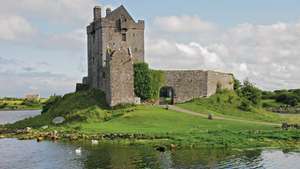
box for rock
[170,144,176,150]
[282,122,289,130]
[25,127,32,133]
[156,146,166,152]
[41,125,48,130]
[208,114,213,120]
[37,137,44,142]
[52,116,65,125]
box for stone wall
[106,47,135,107]
[163,70,207,103]
[162,70,234,103]
[206,71,234,96]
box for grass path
[167,105,281,127]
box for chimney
[106,8,112,16]
[93,6,101,21]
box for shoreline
[1,128,300,150]
[0,109,42,112]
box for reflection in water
[1,139,299,169]
[1,110,300,169]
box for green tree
[239,80,262,106]
[233,77,241,91]
[133,63,152,100]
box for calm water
[1,110,300,169]
[0,110,41,124]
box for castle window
[122,33,126,41]
[102,72,106,79]
[133,33,135,37]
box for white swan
[75,147,82,155]
[91,140,99,145]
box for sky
[0,0,300,97]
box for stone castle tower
[81,5,145,106]
[78,5,234,107]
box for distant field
[0,98,47,110]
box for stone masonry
[77,5,234,107]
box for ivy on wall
[133,63,165,101]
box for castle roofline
[105,5,136,22]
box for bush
[21,99,40,106]
[275,93,299,106]
[133,63,152,100]
[41,95,62,114]
[239,80,262,106]
[233,77,241,91]
[239,99,252,111]
[0,103,7,109]
[149,70,165,99]
[133,63,165,101]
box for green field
[0,98,47,110]
[178,91,300,124]
[4,89,300,148]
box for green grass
[4,89,300,148]
[0,98,46,110]
[178,90,300,124]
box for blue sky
[0,0,299,97]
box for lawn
[4,89,300,148]
[177,91,300,124]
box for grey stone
[52,116,65,124]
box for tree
[233,77,241,91]
[275,93,299,106]
[239,80,262,106]
[133,63,152,100]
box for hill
[3,89,300,148]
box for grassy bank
[0,98,47,111]
[178,90,300,124]
[2,90,300,148]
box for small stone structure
[163,70,233,103]
[77,5,234,107]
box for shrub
[133,63,165,101]
[133,63,152,100]
[149,70,165,99]
[275,93,299,106]
[233,77,241,91]
[239,99,252,111]
[41,95,62,114]
[21,99,40,106]
[239,80,262,106]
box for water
[0,139,299,169]
[0,110,41,124]
[1,111,300,169]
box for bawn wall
[162,70,234,103]
[163,70,207,103]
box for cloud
[39,29,86,51]
[0,15,36,41]
[0,0,102,25]
[153,15,215,33]
[147,18,300,90]
[0,70,79,97]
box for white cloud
[147,18,300,90]
[0,0,102,24]
[0,15,35,41]
[0,70,78,97]
[153,15,215,33]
